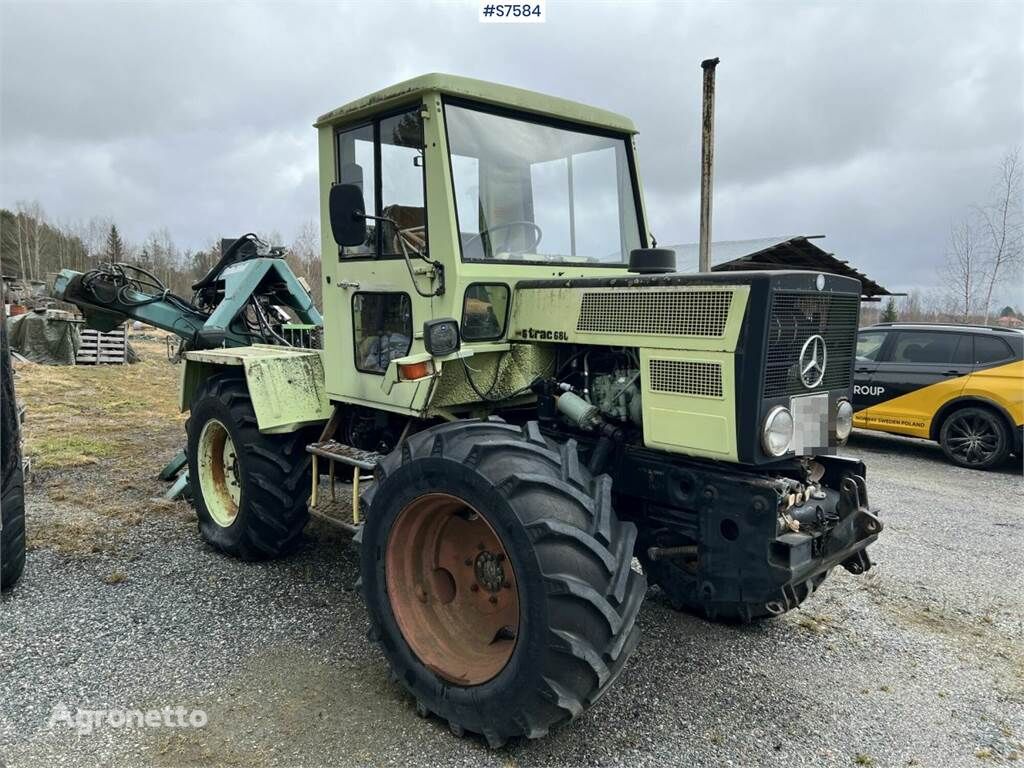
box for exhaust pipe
[698,57,719,273]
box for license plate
[790,393,829,455]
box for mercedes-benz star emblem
[799,334,827,388]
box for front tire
[939,406,1011,470]
[360,419,645,747]
[186,374,315,560]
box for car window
[856,331,887,361]
[951,335,973,365]
[889,331,962,364]
[973,335,1013,365]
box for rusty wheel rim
[385,492,520,686]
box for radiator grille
[649,359,724,398]
[577,290,732,337]
[764,291,859,397]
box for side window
[462,284,510,341]
[973,335,1013,365]
[890,331,960,364]
[380,109,426,256]
[336,124,377,257]
[951,335,973,365]
[352,293,412,374]
[336,107,426,258]
[856,331,888,361]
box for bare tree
[977,149,1023,322]
[901,289,923,321]
[14,201,47,280]
[942,217,983,321]
[287,219,322,307]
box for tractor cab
[314,74,650,415]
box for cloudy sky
[1,1,1021,303]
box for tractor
[54,74,882,747]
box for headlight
[423,318,460,356]
[836,400,854,442]
[762,406,794,457]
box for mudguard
[181,345,331,434]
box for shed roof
[315,73,637,134]
[664,235,894,300]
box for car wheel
[939,406,1010,470]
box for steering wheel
[466,221,543,257]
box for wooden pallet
[77,326,128,365]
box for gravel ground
[1,429,1022,767]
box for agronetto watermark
[47,703,208,736]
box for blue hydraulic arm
[51,257,321,350]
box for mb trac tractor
[55,74,882,747]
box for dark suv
[852,323,1023,469]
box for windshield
[444,102,643,264]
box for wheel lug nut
[489,595,498,604]
[470,583,479,592]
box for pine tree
[881,297,898,323]
[105,224,125,262]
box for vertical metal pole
[699,57,720,273]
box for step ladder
[77,326,128,365]
[306,440,384,525]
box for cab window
[461,284,510,341]
[856,331,887,361]
[336,106,426,258]
[335,123,377,256]
[353,293,412,374]
[889,331,966,364]
[380,110,426,256]
[973,335,1013,365]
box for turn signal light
[398,361,434,381]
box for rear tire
[359,419,645,747]
[1,467,26,591]
[939,406,1010,470]
[186,373,315,560]
[1,301,26,591]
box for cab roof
[314,73,638,134]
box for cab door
[859,330,972,436]
[321,103,437,414]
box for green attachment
[51,258,322,350]
[158,450,188,481]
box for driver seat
[382,205,425,253]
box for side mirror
[329,183,368,247]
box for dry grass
[14,333,192,557]
[16,336,185,468]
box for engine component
[555,390,601,429]
[591,368,642,425]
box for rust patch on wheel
[385,492,520,685]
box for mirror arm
[362,213,444,298]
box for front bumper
[687,455,882,614]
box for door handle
[941,370,962,376]
[855,367,872,374]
